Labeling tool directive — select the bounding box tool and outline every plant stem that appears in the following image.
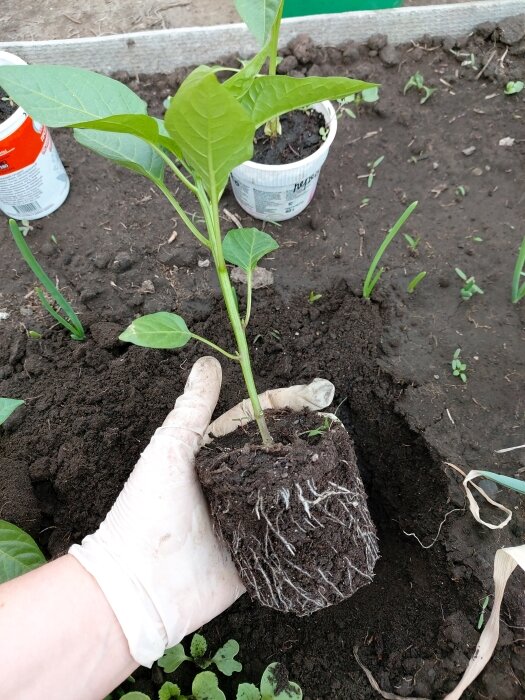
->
[199,185,273,445]
[152,145,198,195]
[189,333,240,361]
[156,181,210,248]
[243,269,253,329]
[264,0,284,138]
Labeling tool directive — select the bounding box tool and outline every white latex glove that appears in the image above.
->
[70,358,335,668]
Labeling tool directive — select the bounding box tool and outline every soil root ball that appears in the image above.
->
[197,411,379,615]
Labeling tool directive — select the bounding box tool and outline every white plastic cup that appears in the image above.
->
[230,100,337,222]
[0,51,69,220]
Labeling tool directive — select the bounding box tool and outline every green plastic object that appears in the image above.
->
[283,0,402,17]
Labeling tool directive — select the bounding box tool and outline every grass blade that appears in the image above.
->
[363,201,418,299]
[8,220,85,339]
[511,236,525,303]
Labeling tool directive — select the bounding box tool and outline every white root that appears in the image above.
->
[228,468,379,614]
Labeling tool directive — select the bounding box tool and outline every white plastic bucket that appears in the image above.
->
[230,100,337,221]
[0,51,69,220]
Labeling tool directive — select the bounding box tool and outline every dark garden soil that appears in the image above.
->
[252,109,325,164]
[1,16,524,700]
[0,88,17,120]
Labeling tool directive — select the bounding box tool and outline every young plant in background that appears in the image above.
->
[451,348,467,383]
[0,397,24,426]
[455,267,484,301]
[237,662,302,699]
[404,72,436,104]
[0,520,46,584]
[308,291,322,303]
[8,219,85,340]
[335,86,379,120]
[158,634,241,676]
[477,595,490,630]
[0,8,370,445]
[407,271,427,294]
[362,201,418,299]
[511,236,525,304]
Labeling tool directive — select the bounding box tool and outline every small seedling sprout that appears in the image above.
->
[8,220,85,341]
[403,71,436,104]
[335,86,379,120]
[451,348,467,383]
[363,201,418,299]
[504,80,524,95]
[407,271,427,294]
[455,268,484,301]
[308,291,322,303]
[511,236,525,304]
[455,185,467,198]
[477,595,490,630]
[403,233,420,252]
[364,155,384,188]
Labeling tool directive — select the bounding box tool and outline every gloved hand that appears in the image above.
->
[70,357,335,668]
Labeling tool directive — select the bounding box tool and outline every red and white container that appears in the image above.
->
[0,51,69,220]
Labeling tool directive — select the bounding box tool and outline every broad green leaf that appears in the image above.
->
[165,69,255,195]
[158,682,182,700]
[74,130,164,182]
[0,65,146,126]
[0,398,24,426]
[0,520,46,584]
[120,313,191,349]
[223,228,279,272]
[191,633,208,659]
[362,86,379,103]
[158,643,189,673]
[240,75,376,128]
[192,672,226,700]
[479,471,525,495]
[72,114,159,142]
[236,684,261,700]
[235,0,282,45]
[211,639,242,676]
[120,694,151,700]
[260,664,302,700]
[154,118,183,160]
[225,45,270,100]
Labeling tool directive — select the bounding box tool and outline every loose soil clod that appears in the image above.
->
[197,410,379,614]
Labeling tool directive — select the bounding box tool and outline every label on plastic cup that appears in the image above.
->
[0,50,69,220]
[0,115,70,219]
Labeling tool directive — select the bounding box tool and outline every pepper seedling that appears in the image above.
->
[0,4,372,445]
[237,662,302,700]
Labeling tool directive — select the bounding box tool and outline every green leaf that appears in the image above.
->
[192,672,226,700]
[361,86,379,103]
[236,685,261,700]
[211,639,242,676]
[120,694,151,700]
[158,643,190,673]
[235,0,282,45]
[0,398,24,426]
[74,130,164,182]
[225,45,270,100]
[158,682,182,700]
[120,313,191,350]
[165,68,255,195]
[260,664,302,700]
[0,65,146,126]
[223,228,279,272]
[191,633,208,659]
[239,75,375,128]
[72,114,159,141]
[478,471,525,495]
[0,520,46,584]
